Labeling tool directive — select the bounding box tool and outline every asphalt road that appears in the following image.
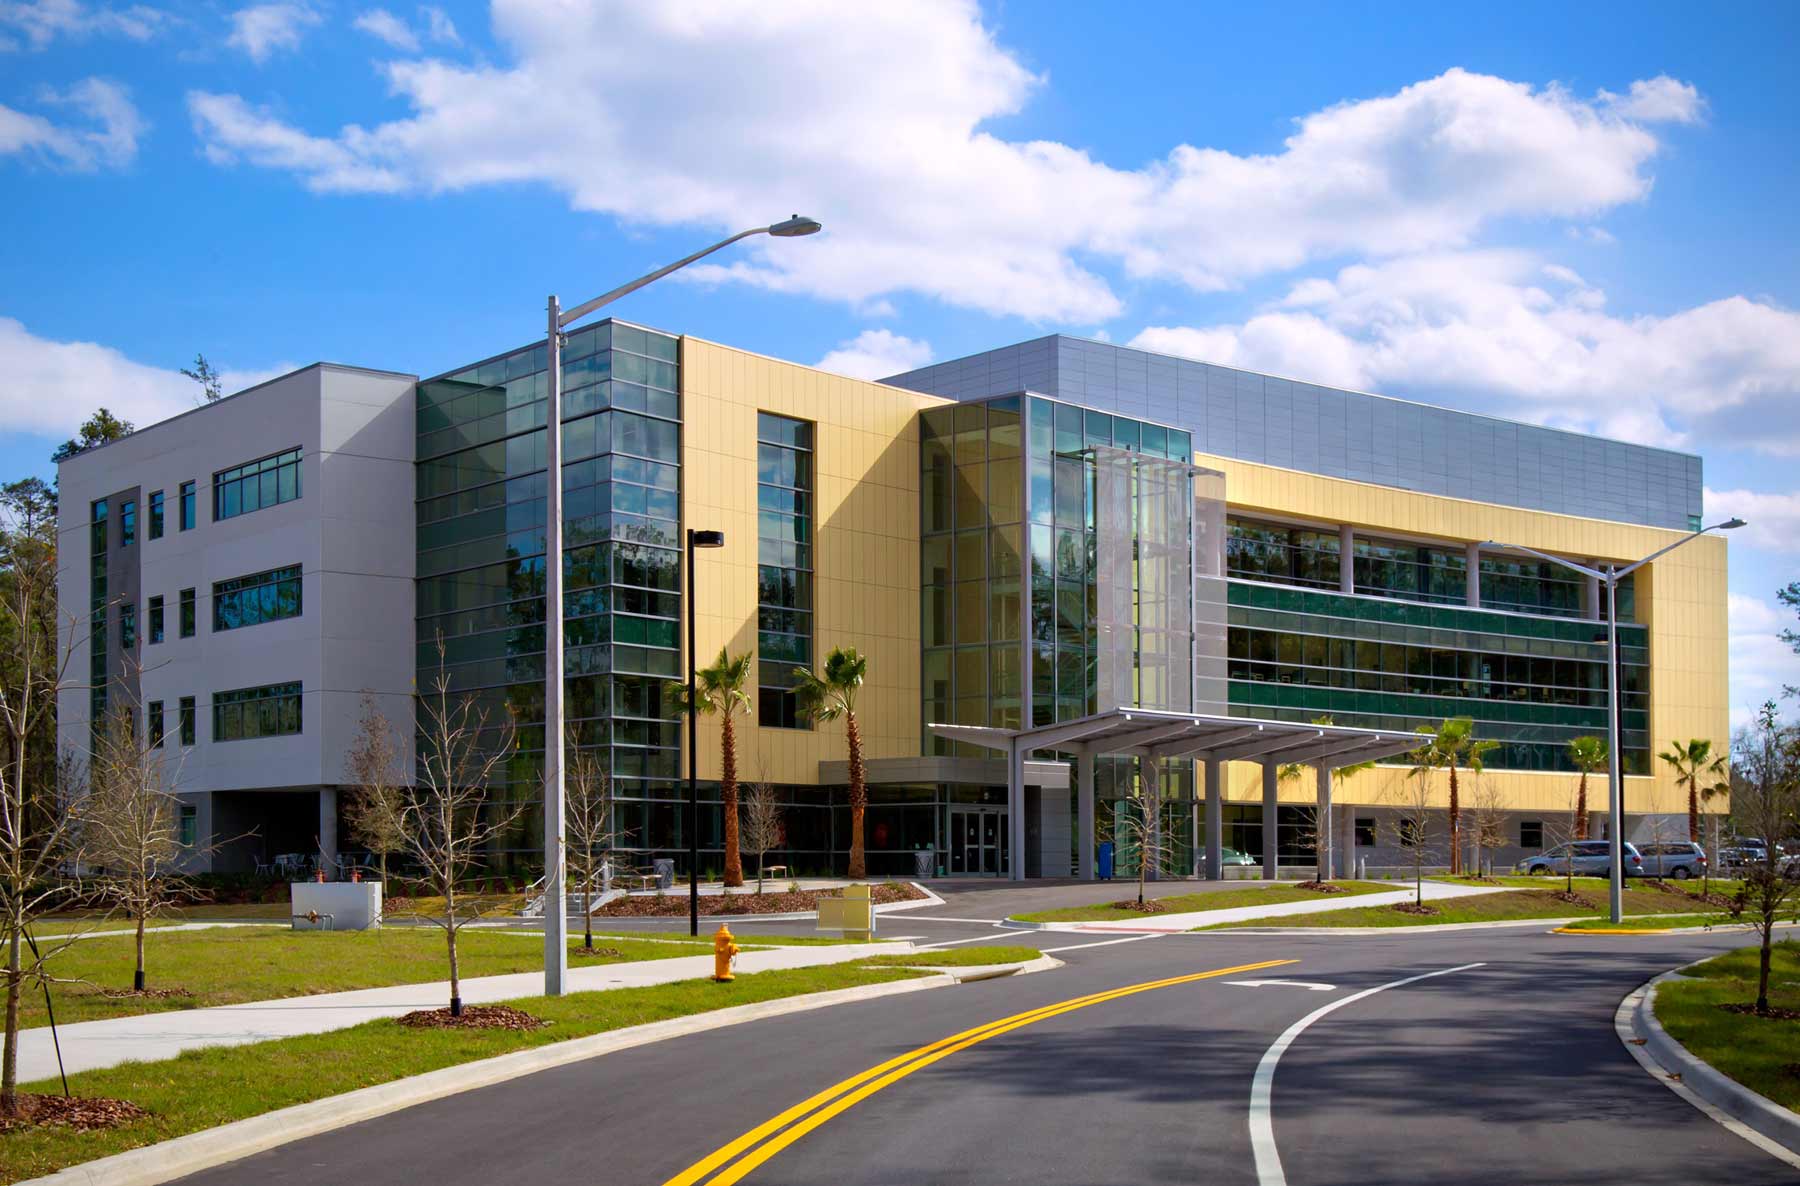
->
[168,906,1796,1186]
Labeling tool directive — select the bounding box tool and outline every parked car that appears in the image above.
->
[1219,847,1256,867]
[1636,842,1708,879]
[1516,840,1646,877]
[1720,841,1771,871]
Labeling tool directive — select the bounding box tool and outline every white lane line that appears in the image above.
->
[1039,934,1167,953]
[1249,962,1485,1186]
[912,932,1024,950]
[891,915,1008,924]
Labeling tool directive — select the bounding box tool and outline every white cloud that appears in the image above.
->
[1728,592,1799,728]
[815,330,932,380]
[1130,250,1800,454]
[1602,75,1705,125]
[0,77,144,170]
[0,0,169,50]
[418,5,455,44]
[1705,488,1800,554]
[352,8,416,51]
[0,317,288,440]
[226,2,318,63]
[1566,224,1617,245]
[184,2,1698,322]
[187,92,406,192]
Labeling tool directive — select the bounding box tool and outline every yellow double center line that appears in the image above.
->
[661,957,1297,1186]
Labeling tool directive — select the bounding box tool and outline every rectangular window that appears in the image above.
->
[179,588,196,638]
[212,565,302,632]
[213,448,301,522]
[119,499,136,547]
[179,480,196,531]
[119,602,136,650]
[178,696,196,746]
[148,490,164,540]
[212,681,302,742]
[148,595,164,644]
[1520,820,1544,849]
[1354,817,1376,847]
[757,412,813,728]
[147,700,164,748]
[177,803,197,847]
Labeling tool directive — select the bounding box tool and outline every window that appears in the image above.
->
[148,490,164,540]
[178,696,196,746]
[757,413,814,728]
[213,448,301,521]
[119,602,136,650]
[179,588,196,638]
[148,595,164,644]
[177,803,197,847]
[147,700,164,748]
[1354,817,1376,847]
[179,481,196,531]
[212,565,302,632]
[212,681,302,741]
[1520,821,1544,849]
[119,499,136,547]
[1397,816,1424,847]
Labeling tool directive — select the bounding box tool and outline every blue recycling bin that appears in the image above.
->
[1097,841,1115,881]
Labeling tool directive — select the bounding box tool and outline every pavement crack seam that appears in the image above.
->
[660,957,1297,1186]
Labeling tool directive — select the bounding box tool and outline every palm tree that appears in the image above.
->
[1408,717,1497,876]
[666,648,753,888]
[1565,735,1608,842]
[1659,738,1724,844]
[795,647,869,878]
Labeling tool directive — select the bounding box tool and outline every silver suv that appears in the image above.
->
[1637,842,1708,879]
[1516,840,1646,877]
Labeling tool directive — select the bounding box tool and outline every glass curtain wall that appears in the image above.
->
[756,413,814,728]
[415,320,684,868]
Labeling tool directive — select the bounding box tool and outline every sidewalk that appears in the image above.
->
[14,939,912,1085]
[1012,880,1519,932]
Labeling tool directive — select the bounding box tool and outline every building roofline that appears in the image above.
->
[417,317,676,385]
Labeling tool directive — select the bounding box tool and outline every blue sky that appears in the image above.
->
[3,0,1797,720]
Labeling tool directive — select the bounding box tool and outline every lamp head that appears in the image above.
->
[768,215,822,237]
[1718,517,1747,530]
[690,529,726,548]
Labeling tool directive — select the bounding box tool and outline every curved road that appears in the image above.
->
[174,906,1794,1186]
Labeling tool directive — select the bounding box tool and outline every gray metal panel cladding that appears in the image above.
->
[883,335,1702,530]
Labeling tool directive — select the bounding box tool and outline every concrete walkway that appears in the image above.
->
[15,939,913,1085]
[1014,879,1519,932]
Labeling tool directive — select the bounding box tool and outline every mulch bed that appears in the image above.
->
[1111,898,1168,913]
[1391,903,1439,916]
[1295,881,1348,894]
[570,946,624,959]
[1718,1003,1800,1021]
[396,1004,547,1031]
[95,987,190,1000]
[594,881,927,918]
[1549,891,1592,907]
[0,1094,147,1133]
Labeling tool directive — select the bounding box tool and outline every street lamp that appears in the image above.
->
[686,528,726,938]
[1480,517,1744,923]
[541,217,821,995]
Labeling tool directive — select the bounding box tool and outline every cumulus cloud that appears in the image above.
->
[1602,75,1705,125]
[1705,488,1800,553]
[0,317,288,440]
[226,2,318,62]
[1728,592,1800,726]
[1130,250,1800,454]
[185,2,1698,322]
[0,0,169,50]
[187,91,405,192]
[0,77,144,169]
[352,6,456,52]
[816,330,933,380]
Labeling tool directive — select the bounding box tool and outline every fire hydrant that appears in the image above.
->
[712,923,739,982]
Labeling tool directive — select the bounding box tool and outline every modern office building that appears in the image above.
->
[58,326,1729,878]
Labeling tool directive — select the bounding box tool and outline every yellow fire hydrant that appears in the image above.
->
[712,923,739,982]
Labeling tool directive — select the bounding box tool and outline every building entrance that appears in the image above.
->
[947,806,1009,876]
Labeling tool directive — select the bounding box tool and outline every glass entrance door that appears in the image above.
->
[948,807,1008,876]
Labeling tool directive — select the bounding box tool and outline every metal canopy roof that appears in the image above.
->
[927,707,1423,769]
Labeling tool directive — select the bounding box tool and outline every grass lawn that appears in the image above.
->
[1431,874,1746,895]
[1558,914,1741,932]
[1206,882,1725,929]
[1012,881,1391,923]
[862,946,1041,967]
[1655,940,1800,1111]
[20,927,723,1029]
[0,963,933,1184]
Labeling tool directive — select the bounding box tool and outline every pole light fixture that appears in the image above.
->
[540,217,821,995]
[687,527,726,938]
[1479,516,1744,924]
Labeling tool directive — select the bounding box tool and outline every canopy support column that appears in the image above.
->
[1204,758,1223,880]
[1315,764,1333,882]
[1261,760,1279,880]
[1007,737,1026,882]
[1077,749,1096,881]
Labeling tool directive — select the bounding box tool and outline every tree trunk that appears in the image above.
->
[1687,784,1700,843]
[2,928,20,1117]
[134,912,146,992]
[721,712,743,888]
[1758,923,1773,1014]
[1575,772,1589,841]
[846,711,866,880]
[1447,763,1461,875]
[583,877,593,951]
[444,883,462,1016]
[757,851,765,896]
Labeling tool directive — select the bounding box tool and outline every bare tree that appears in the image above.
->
[344,693,406,890]
[1467,773,1509,881]
[740,777,785,895]
[1725,702,1800,1014]
[1115,763,1173,908]
[565,736,626,952]
[398,652,526,1016]
[1385,766,1438,908]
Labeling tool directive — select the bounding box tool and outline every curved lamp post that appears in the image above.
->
[543,217,821,995]
[1479,516,1743,924]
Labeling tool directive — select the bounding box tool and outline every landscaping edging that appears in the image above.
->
[15,972,964,1186]
[1616,966,1800,1168]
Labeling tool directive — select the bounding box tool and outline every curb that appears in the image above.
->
[17,972,964,1186]
[1616,966,1800,1169]
[1192,917,1597,936]
[549,882,948,927]
[872,954,1063,983]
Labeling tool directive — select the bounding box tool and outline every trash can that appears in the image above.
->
[913,848,934,878]
[1097,842,1115,882]
[653,858,674,889]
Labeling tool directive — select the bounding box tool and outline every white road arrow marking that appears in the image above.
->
[1224,979,1337,991]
